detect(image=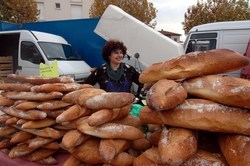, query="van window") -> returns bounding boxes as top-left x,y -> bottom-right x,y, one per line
185,33 -> 217,53
21,41 -> 43,64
